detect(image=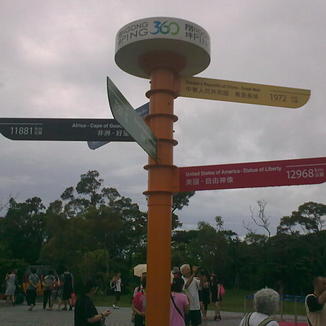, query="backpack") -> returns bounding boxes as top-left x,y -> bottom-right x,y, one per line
243,312 -> 274,326
43,275 -> 55,289
133,291 -> 145,312
110,280 -> 116,291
